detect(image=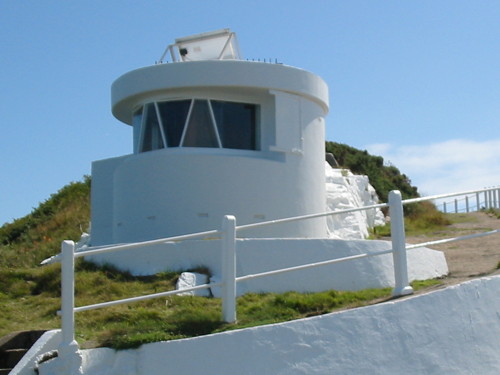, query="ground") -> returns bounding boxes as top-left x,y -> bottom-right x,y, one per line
405,211 -> 500,289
